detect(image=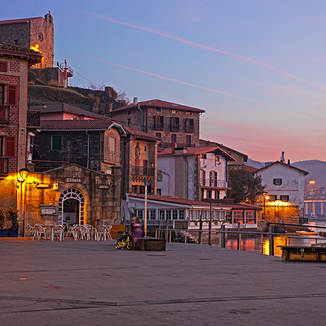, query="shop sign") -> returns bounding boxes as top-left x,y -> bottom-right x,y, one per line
36,183 -> 52,189
97,184 -> 110,189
